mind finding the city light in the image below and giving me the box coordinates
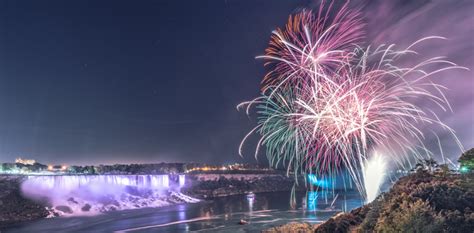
[184,163,268,173]
[15,158,36,165]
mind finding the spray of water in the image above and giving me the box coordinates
[362,152,387,203]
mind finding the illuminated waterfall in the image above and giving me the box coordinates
[179,174,185,187]
[23,175,171,192]
[21,174,198,216]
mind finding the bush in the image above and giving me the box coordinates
[374,194,443,233]
[357,198,382,232]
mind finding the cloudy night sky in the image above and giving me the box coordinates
[0,0,472,165]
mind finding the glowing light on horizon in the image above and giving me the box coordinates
[15,158,36,165]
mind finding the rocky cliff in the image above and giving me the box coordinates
[0,176,48,229]
[182,173,300,198]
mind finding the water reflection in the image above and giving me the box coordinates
[178,205,186,221]
[302,190,356,214]
[306,191,318,211]
[8,191,365,233]
[246,192,255,212]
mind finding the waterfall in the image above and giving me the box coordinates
[179,174,185,187]
[23,175,171,193]
[20,174,198,216]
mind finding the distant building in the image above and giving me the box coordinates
[15,158,36,165]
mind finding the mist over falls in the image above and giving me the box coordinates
[20,175,198,216]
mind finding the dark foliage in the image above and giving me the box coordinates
[315,149,474,233]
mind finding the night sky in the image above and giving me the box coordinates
[0,0,472,165]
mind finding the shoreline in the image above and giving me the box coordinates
[0,172,299,229]
[264,171,474,232]
[5,169,472,232]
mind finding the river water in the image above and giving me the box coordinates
[6,191,364,233]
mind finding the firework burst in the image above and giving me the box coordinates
[239,3,466,199]
[259,1,364,93]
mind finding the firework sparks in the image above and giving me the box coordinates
[239,3,466,200]
[259,1,364,93]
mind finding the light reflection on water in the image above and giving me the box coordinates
[306,191,318,211]
[6,191,364,233]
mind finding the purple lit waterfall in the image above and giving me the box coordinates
[179,174,185,187]
[21,174,198,216]
[23,175,171,192]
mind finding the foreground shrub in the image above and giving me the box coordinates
[375,195,443,232]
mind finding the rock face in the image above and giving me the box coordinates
[0,176,48,228]
[182,174,300,198]
[81,204,91,212]
[55,205,73,214]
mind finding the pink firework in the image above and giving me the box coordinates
[239,3,466,197]
[260,1,364,93]
[292,42,465,192]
